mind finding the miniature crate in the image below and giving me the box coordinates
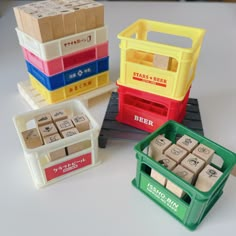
[22,41,109,76]
[117,19,205,100]
[116,85,190,133]
[13,99,100,188]
[26,56,109,90]
[29,71,110,104]
[15,26,107,61]
[132,120,236,230]
[14,0,104,43]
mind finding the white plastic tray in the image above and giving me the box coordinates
[16,26,108,61]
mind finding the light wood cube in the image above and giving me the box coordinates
[72,114,90,132]
[176,135,198,152]
[13,0,104,43]
[153,54,170,70]
[148,135,172,159]
[21,128,43,149]
[181,153,205,182]
[50,109,67,122]
[56,118,74,133]
[35,113,52,126]
[164,144,188,163]
[192,143,214,164]
[62,128,91,154]
[43,133,66,161]
[151,154,177,186]
[38,123,58,137]
[166,165,194,198]
[195,164,222,192]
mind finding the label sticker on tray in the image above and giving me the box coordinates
[45,153,92,181]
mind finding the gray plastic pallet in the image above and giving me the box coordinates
[99,92,204,148]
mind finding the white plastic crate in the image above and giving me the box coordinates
[15,26,107,61]
[13,99,100,188]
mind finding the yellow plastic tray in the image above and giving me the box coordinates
[29,71,109,104]
[117,19,205,100]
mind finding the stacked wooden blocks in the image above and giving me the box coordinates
[116,19,205,133]
[14,0,109,105]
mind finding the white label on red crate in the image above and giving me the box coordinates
[61,31,95,55]
[132,72,167,87]
[45,153,92,181]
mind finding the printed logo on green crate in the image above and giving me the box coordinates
[140,174,188,220]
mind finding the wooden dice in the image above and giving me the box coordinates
[195,165,222,192]
[21,110,91,162]
[148,135,172,159]
[151,154,177,186]
[166,165,194,198]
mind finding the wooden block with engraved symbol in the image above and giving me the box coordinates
[21,128,43,149]
[38,123,58,137]
[164,144,188,163]
[56,118,74,133]
[176,134,198,152]
[148,135,172,160]
[50,109,67,122]
[72,114,90,132]
[166,165,194,198]
[192,143,214,164]
[61,128,91,155]
[195,164,222,192]
[35,113,52,126]
[150,154,177,186]
[43,133,66,161]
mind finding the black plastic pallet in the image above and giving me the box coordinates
[99,92,204,148]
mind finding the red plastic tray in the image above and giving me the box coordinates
[116,85,190,132]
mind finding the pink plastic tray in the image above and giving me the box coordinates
[22,41,109,76]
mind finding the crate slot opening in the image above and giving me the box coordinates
[147,31,192,49]
[141,162,192,205]
[126,49,178,72]
[124,94,168,117]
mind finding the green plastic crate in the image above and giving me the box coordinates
[132,120,236,230]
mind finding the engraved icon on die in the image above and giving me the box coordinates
[182,138,192,146]
[60,120,72,129]
[188,157,199,167]
[44,126,52,132]
[206,169,217,178]
[171,147,182,155]
[198,146,210,154]
[158,158,170,168]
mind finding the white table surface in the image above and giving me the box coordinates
[1,1,236,235]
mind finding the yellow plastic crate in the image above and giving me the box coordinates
[29,71,109,104]
[117,19,205,100]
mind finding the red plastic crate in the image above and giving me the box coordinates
[22,41,109,76]
[116,85,190,132]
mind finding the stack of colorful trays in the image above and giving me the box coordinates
[116,19,205,133]
[14,0,109,104]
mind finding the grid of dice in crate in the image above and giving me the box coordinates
[116,19,205,132]
[149,135,221,195]
[133,121,236,230]
[14,0,109,104]
[13,100,100,188]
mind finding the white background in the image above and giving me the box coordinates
[0,1,236,235]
